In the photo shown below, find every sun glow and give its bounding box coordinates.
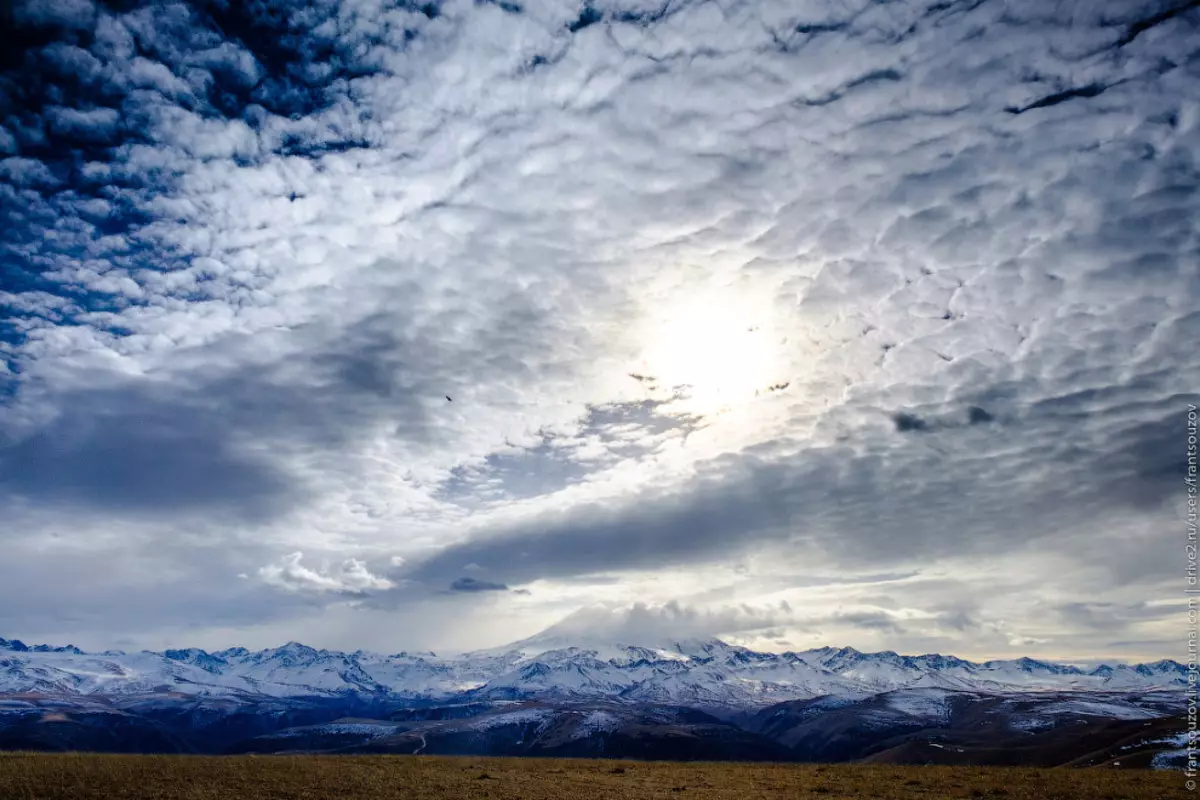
[634,292,783,415]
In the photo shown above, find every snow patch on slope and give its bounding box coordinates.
[462,707,556,732]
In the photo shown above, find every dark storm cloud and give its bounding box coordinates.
[407,474,789,590]
[0,388,292,519]
[0,320,430,520]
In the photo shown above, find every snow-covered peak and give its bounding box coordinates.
[659,638,742,659]
[0,633,1184,709]
[214,647,249,659]
[983,656,1081,675]
[909,653,974,671]
[270,641,322,657]
[0,637,81,655]
[163,648,227,674]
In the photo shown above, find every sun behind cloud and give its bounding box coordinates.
[633,288,784,416]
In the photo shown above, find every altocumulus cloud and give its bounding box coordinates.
[0,0,1196,659]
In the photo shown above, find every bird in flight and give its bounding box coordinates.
[445,395,453,402]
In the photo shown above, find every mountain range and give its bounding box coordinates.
[0,635,1187,766]
[0,635,1185,704]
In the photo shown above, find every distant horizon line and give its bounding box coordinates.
[0,634,1183,670]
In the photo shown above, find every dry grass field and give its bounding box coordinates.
[0,753,1183,800]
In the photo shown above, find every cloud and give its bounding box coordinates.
[11,0,97,30]
[891,412,929,433]
[259,552,394,595]
[1007,634,1050,648]
[0,0,1194,660]
[534,600,800,645]
[448,576,512,593]
[831,610,907,635]
[399,372,1186,589]
[0,382,294,521]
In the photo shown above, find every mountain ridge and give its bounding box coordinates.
[0,634,1186,765]
[0,634,1185,709]
[4,635,1176,672]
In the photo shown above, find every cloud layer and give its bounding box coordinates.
[0,0,1196,659]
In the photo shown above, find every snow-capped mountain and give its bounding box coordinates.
[0,635,1185,709]
[1,635,1186,764]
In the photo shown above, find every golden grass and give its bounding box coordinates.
[0,753,1182,800]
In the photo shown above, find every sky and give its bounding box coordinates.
[0,0,1197,662]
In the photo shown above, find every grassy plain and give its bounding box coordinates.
[0,752,1183,799]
